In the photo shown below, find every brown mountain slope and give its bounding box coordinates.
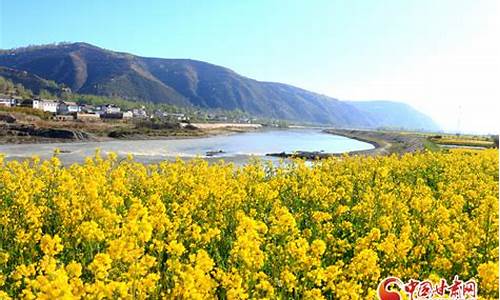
[0,43,375,126]
[0,42,437,130]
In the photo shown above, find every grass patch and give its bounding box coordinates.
[429,136,494,148]
[0,105,52,120]
[423,139,441,151]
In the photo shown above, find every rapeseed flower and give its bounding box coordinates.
[0,149,497,298]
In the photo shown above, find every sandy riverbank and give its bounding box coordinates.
[324,129,429,155]
[266,128,430,159]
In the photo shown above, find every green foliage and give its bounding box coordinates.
[39,89,56,99]
[0,76,33,98]
[67,94,165,111]
[423,139,441,152]
[0,67,62,96]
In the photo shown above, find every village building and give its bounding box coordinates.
[154,110,168,118]
[237,117,251,124]
[167,113,189,121]
[132,108,148,118]
[95,104,121,115]
[19,99,41,109]
[79,104,96,113]
[57,101,81,114]
[0,96,17,107]
[207,114,228,122]
[40,99,58,113]
[122,111,133,119]
[0,98,10,107]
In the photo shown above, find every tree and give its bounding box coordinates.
[0,76,15,94]
[39,89,55,99]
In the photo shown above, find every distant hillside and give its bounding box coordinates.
[0,43,372,126]
[346,100,440,131]
[0,42,439,130]
[0,66,62,95]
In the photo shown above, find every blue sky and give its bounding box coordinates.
[1,0,499,133]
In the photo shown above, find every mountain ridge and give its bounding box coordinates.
[0,42,438,130]
[346,100,440,131]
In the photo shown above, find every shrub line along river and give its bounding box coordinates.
[0,128,374,165]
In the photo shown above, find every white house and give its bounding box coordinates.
[122,111,133,119]
[0,97,16,107]
[154,110,168,118]
[96,104,121,115]
[40,100,58,113]
[166,113,189,121]
[132,108,148,118]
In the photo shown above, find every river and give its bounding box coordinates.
[0,129,374,164]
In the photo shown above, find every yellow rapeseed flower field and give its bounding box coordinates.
[0,149,498,299]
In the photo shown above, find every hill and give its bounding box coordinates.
[0,42,439,129]
[346,100,440,131]
[0,43,372,127]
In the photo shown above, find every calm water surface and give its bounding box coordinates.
[0,129,374,164]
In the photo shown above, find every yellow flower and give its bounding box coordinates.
[349,249,380,281]
[0,290,11,300]
[89,253,112,280]
[312,211,332,223]
[310,239,327,257]
[231,212,267,270]
[478,261,499,294]
[40,234,64,256]
[65,261,82,278]
[0,149,497,298]
[167,240,186,257]
[0,252,9,264]
[304,288,325,299]
[77,221,105,242]
[280,269,297,292]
